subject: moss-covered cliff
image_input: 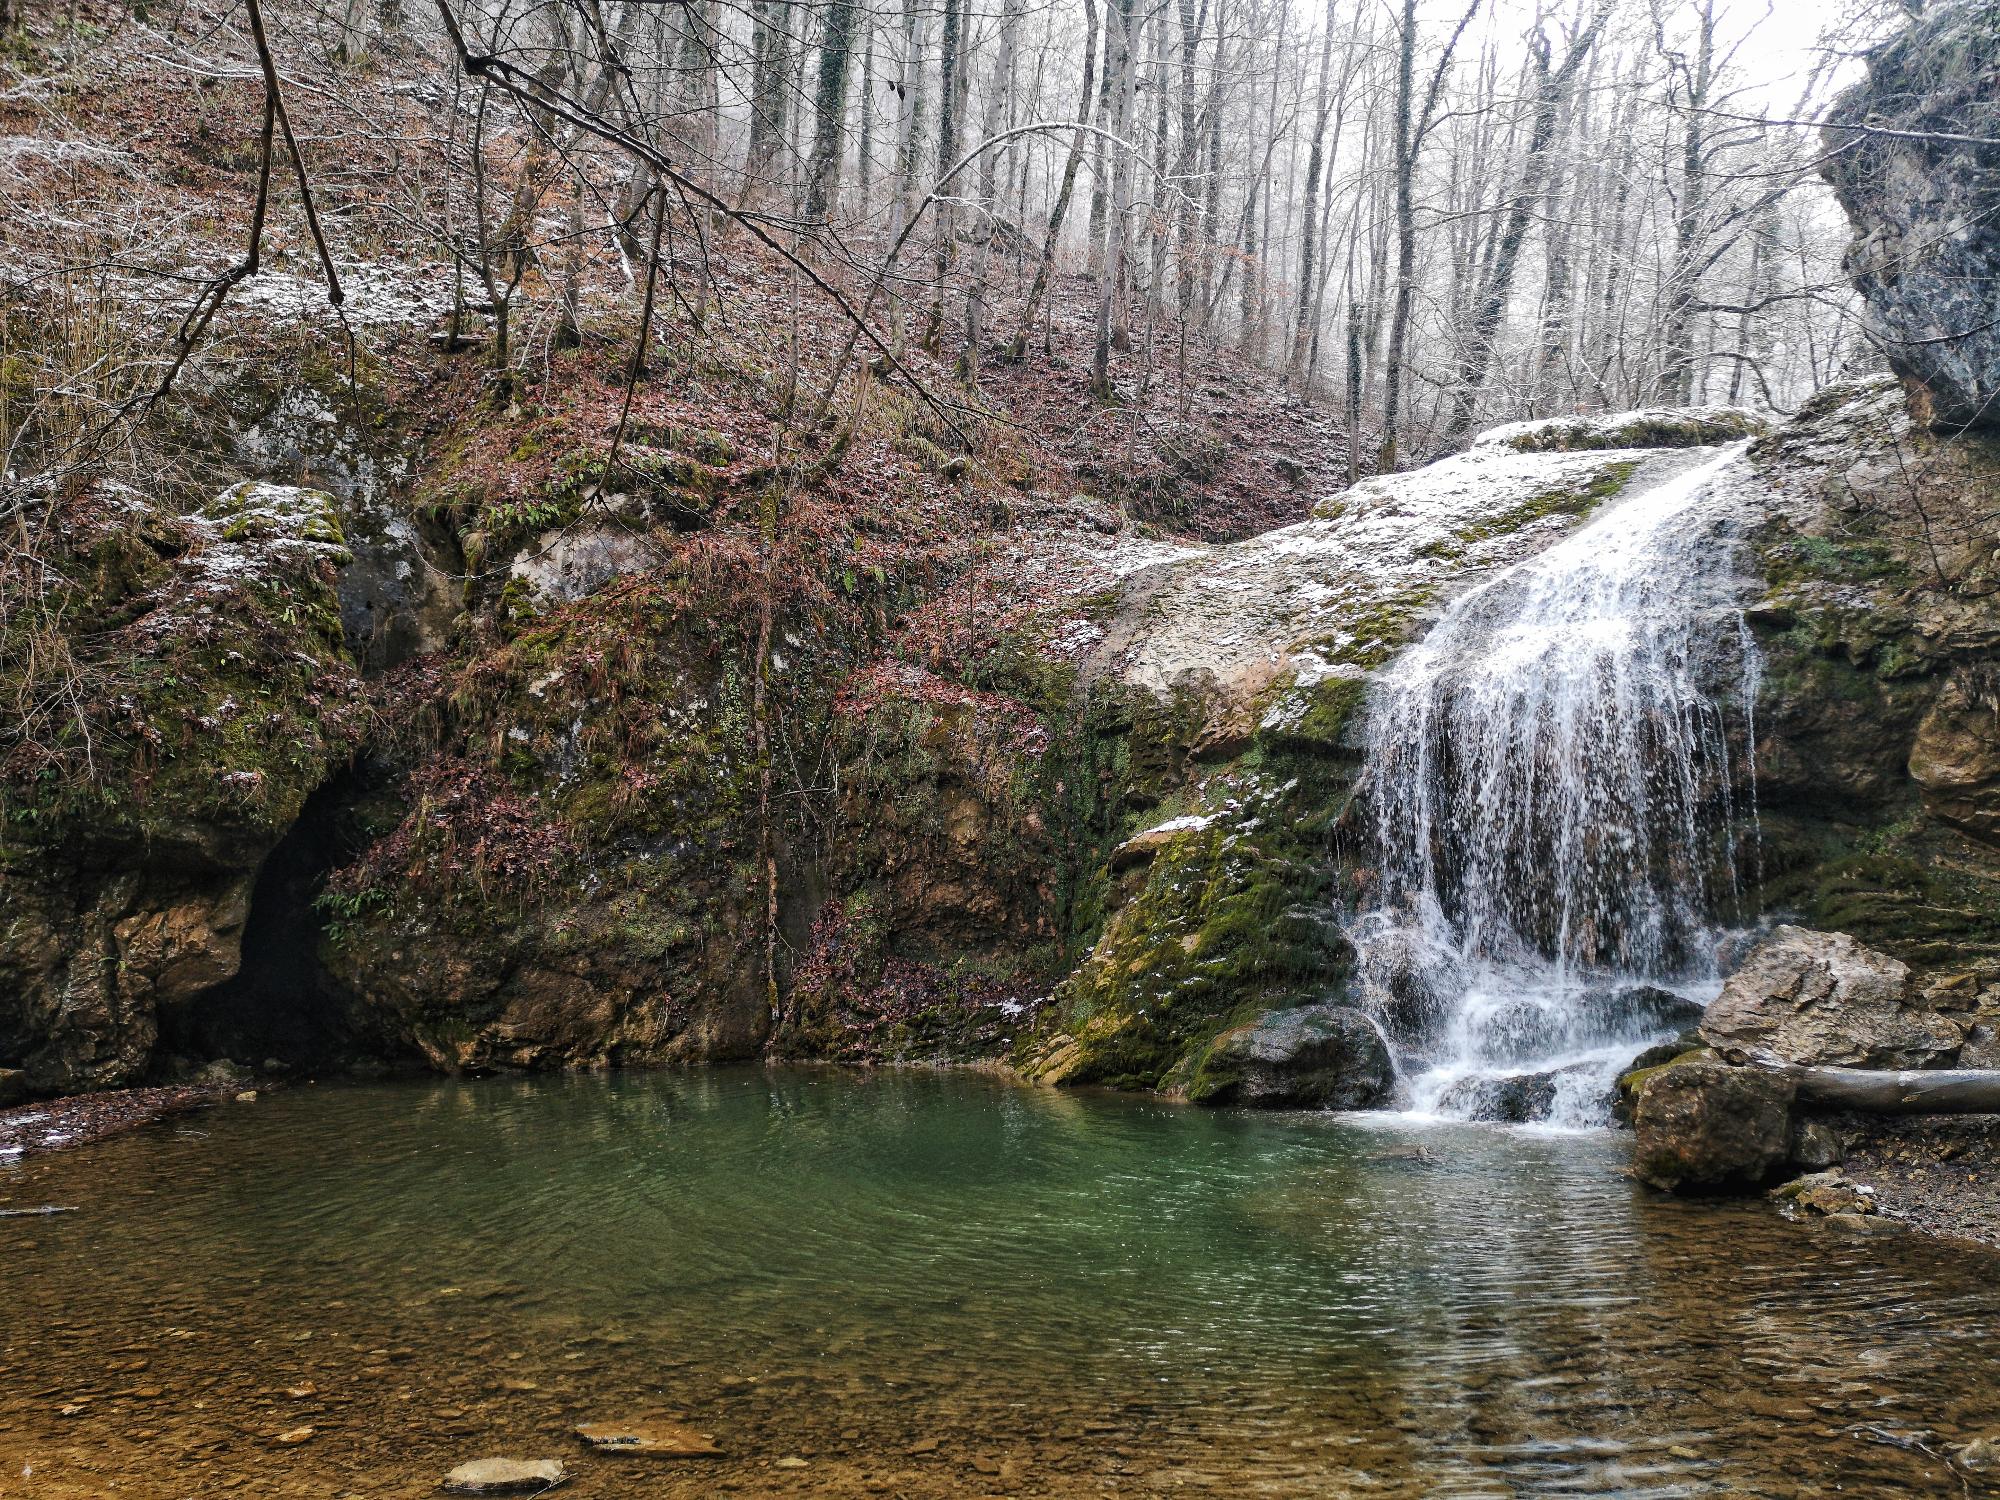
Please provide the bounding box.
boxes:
[0,481,362,1091]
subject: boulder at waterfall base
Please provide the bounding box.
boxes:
[1630,1058,1796,1191]
[1185,1004,1394,1109]
[1700,926,1971,1068]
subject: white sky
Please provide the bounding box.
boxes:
[1458,0,1870,115]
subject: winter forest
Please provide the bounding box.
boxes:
[5,0,1915,498]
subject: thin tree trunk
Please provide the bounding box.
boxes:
[1012,0,1098,359]
[1092,0,1136,396]
[804,0,861,221]
[1433,7,1608,453]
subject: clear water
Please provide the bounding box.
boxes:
[3,1069,1997,1497]
[1355,445,1761,1122]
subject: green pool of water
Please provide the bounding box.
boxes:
[2,1067,1994,1496]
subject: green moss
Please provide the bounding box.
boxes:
[1614,1048,1711,1120]
[1493,410,1767,454]
[1019,765,1353,1091]
[1416,460,1641,564]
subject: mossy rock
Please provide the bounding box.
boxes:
[1480,408,1768,455]
[1019,769,1353,1091]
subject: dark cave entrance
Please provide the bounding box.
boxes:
[157,765,386,1074]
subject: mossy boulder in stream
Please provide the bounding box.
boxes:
[1184,1003,1393,1109]
[1630,1057,1797,1192]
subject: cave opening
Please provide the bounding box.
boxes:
[156,763,390,1076]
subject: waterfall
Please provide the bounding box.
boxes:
[1350,442,1760,1126]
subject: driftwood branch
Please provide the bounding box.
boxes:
[1749,1055,2000,1114]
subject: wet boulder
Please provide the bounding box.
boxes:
[1699,925,1964,1068]
[1770,1169,1876,1219]
[1187,1004,1394,1110]
[1350,929,1466,1050]
[1589,984,1706,1036]
[1438,1060,1614,1124]
[1631,1057,1795,1191]
[1437,1071,1556,1124]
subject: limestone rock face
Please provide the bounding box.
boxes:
[1631,1058,1796,1192]
[1699,926,1963,1069]
[0,482,359,1095]
[1910,666,2000,840]
[1822,0,2000,432]
[508,522,657,607]
[1187,1004,1393,1110]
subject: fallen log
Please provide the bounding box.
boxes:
[1745,1053,2000,1113]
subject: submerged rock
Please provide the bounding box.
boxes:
[1187,1004,1393,1110]
[574,1420,723,1458]
[1630,1058,1795,1191]
[1955,1433,2000,1476]
[1699,926,1963,1068]
[442,1458,571,1494]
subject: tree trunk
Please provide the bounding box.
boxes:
[1378,0,1420,471]
[885,0,927,348]
[1286,0,1339,389]
[924,0,964,350]
[1433,8,1607,454]
[1657,0,1715,405]
[858,14,876,202]
[1012,0,1098,359]
[1764,1062,2000,1115]
[804,0,860,221]
[1092,0,1136,396]
[744,0,795,200]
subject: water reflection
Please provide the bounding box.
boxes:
[1,1068,1993,1497]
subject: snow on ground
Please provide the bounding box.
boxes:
[1112,442,1661,700]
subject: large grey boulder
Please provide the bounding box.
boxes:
[1631,1058,1796,1192]
[1187,1004,1394,1109]
[1822,0,2000,432]
[1700,925,1963,1069]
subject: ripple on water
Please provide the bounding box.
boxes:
[0,1068,1995,1498]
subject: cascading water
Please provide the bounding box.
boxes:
[1350,442,1761,1126]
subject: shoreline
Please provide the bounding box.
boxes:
[0,1084,241,1164]
[1829,1115,2000,1254]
